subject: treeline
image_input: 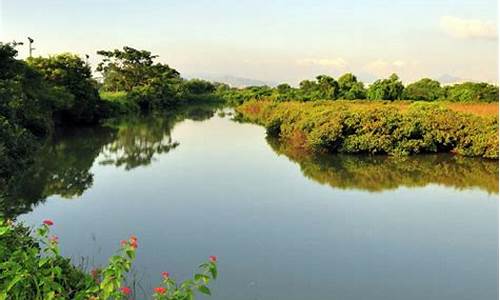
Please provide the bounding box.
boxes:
[237,100,498,159]
[97,46,219,113]
[0,43,218,184]
[217,73,499,105]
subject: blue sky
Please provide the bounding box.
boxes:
[1,0,498,84]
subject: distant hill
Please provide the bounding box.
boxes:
[437,74,464,85]
[185,73,276,88]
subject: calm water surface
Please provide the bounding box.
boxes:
[5,106,498,300]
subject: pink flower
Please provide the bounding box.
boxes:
[129,236,138,249]
[43,219,54,226]
[49,235,59,244]
[162,272,170,279]
[130,240,138,249]
[120,286,132,295]
[154,287,167,294]
[209,255,217,263]
[120,240,128,247]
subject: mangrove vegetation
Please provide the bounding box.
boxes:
[237,100,498,158]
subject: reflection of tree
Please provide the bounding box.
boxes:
[0,103,220,218]
[0,127,116,218]
[268,137,499,194]
[100,117,180,170]
[99,104,218,170]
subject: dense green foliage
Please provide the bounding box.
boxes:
[444,82,499,102]
[27,54,103,124]
[337,73,367,100]
[0,219,218,299]
[1,43,102,184]
[367,74,404,100]
[0,43,221,188]
[402,78,444,101]
[237,100,498,158]
[217,72,498,105]
[97,47,219,112]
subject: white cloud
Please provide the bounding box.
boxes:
[296,57,348,69]
[440,16,497,40]
[363,59,411,77]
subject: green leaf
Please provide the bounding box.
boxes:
[0,226,10,236]
[209,265,218,279]
[198,285,211,295]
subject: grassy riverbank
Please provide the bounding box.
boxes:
[237,100,499,158]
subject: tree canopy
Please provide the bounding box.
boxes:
[403,78,443,101]
[367,74,404,100]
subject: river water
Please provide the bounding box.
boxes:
[5,105,498,300]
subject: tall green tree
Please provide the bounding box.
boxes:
[97,46,184,111]
[444,82,499,102]
[367,73,404,100]
[337,73,366,99]
[316,75,339,100]
[96,46,180,92]
[402,78,443,101]
[28,54,102,124]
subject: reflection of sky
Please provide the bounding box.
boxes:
[2,0,497,84]
[19,114,498,300]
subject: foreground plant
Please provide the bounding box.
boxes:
[0,219,218,300]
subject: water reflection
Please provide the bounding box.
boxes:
[0,127,116,217]
[267,137,499,194]
[99,117,180,170]
[0,104,220,217]
[2,104,497,218]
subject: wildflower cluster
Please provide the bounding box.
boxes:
[0,218,218,300]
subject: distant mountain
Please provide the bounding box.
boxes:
[437,74,464,85]
[185,73,276,88]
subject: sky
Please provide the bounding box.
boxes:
[0,0,498,85]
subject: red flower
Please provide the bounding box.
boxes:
[43,219,54,226]
[209,255,217,263]
[162,272,170,279]
[154,287,167,294]
[129,236,138,249]
[120,286,132,295]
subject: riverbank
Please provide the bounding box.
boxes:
[236,100,499,158]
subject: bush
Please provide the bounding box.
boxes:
[236,100,498,158]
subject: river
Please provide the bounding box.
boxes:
[3,104,498,300]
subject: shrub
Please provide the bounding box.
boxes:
[236,100,499,158]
